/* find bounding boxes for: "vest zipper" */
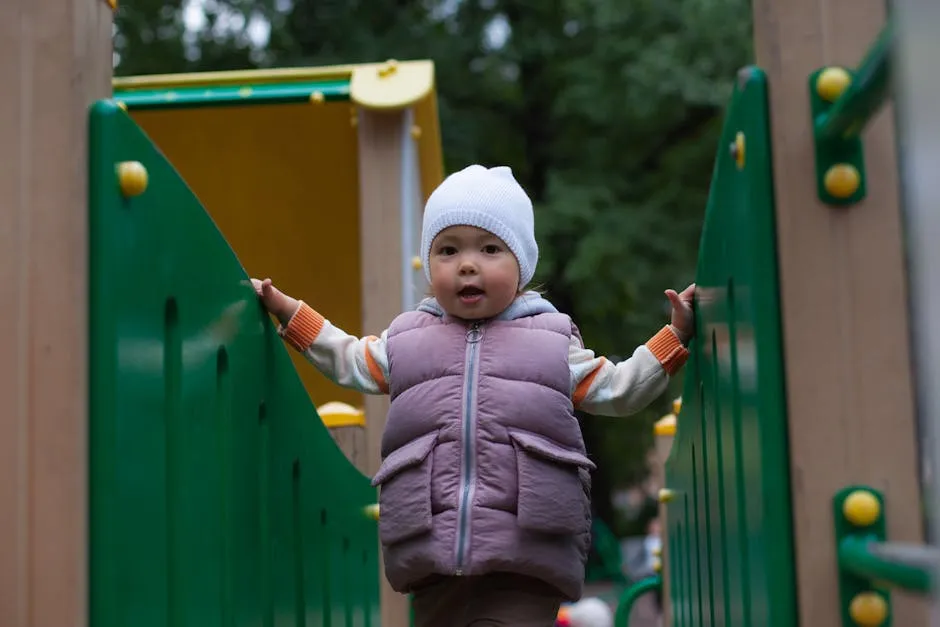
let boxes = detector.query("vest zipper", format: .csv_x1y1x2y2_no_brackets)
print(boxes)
455,320,484,576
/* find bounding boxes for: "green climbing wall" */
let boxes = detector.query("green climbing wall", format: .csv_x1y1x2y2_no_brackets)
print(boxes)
88,100,380,627
664,67,797,627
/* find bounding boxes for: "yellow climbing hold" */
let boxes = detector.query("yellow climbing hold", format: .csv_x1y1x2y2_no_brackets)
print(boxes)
317,401,365,428
363,504,380,520
658,488,675,503
310,91,325,104
654,414,676,437
817,67,852,103
843,489,880,527
672,397,682,415
824,164,861,199
848,591,887,627
411,256,423,270
117,161,148,197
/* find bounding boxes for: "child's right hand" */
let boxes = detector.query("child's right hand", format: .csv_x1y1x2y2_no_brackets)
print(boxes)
251,278,300,327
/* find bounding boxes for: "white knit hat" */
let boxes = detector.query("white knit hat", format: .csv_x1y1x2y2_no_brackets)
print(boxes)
421,164,538,287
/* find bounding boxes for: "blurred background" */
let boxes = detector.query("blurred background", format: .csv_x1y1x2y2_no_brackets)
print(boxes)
113,0,751,546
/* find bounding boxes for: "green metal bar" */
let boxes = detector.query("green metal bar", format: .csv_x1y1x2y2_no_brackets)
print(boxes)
614,575,661,627
113,79,351,110
838,535,933,593
816,20,894,141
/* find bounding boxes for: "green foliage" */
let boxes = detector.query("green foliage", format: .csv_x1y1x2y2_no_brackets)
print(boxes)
112,0,752,521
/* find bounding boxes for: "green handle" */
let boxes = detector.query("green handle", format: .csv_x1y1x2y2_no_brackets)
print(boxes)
614,575,662,627
838,535,934,593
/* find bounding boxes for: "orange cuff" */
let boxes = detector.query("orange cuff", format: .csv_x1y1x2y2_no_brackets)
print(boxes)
280,301,325,352
572,358,607,407
364,337,390,394
646,326,689,376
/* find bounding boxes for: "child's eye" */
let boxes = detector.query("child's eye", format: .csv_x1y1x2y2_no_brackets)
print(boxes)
482,244,501,254
438,246,457,256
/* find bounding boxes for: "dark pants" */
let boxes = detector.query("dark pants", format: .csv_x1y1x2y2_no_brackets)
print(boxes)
411,572,563,627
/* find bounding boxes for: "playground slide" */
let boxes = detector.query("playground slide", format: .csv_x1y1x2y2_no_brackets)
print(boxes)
88,100,381,627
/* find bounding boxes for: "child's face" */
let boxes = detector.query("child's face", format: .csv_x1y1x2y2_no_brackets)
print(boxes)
428,225,521,321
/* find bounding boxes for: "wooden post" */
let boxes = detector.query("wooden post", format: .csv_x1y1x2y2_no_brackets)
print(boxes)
319,402,369,474
356,107,410,627
0,2,112,627
751,2,927,625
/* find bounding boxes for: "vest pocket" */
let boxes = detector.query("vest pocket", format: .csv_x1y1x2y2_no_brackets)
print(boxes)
371,431,439,545
509,429,596,535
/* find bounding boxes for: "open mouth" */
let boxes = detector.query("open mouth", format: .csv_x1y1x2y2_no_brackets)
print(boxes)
457,286,485,303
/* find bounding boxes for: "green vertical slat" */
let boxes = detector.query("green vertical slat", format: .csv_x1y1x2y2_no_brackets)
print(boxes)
662,66,797,627
164,300,182,627
88,99,381,627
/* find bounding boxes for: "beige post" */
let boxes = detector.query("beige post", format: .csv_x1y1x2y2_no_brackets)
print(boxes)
356,107,410,627
0,2,112,627
319,402,369,474
752,2,926,624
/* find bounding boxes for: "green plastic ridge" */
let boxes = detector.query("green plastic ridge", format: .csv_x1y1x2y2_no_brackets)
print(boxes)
113,79,351,110
662,65,797,627
87,99,379,627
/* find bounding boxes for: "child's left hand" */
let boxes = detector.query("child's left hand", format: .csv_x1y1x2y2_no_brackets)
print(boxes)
665,283,696,345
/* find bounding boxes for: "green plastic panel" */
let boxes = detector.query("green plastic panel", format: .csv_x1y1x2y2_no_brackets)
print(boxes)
664,66,797,627
88,99,380,627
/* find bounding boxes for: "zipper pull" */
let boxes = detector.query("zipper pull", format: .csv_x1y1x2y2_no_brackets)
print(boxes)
466,322,483,343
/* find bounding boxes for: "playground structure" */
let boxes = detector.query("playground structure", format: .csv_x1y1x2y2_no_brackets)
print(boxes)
616,6,937,627
111,61,444,478
1,2,937,627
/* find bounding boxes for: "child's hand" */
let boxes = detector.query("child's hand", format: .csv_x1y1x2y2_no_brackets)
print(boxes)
665,283,696,345
251,278,300,327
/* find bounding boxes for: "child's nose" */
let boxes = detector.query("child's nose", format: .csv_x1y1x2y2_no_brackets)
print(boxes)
458,260,478,275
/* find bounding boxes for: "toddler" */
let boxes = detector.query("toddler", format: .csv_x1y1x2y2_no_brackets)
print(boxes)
253,165,694,627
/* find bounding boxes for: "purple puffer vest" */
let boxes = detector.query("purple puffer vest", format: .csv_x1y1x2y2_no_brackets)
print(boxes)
370,294,596,601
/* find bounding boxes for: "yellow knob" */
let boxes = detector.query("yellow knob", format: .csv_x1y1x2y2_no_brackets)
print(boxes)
117,161,148,197
848,591,887,627
672,397,682,415
733,132,746,169
363,503,380,520
658,488,675,503
817,67,852,103
654,414,676,437
378,59,399,78
652,547,661,557
824,164,861,199
843,489,881,527
310,91,325,104
411,256,423,270
652,557,662,573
